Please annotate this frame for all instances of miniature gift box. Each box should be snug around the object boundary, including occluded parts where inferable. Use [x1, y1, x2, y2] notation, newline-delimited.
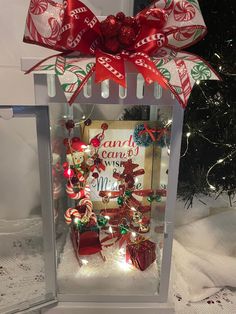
[126, 239, 156, 271]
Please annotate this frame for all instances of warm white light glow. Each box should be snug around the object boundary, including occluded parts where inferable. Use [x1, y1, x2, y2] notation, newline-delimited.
[117, 260, 131, 271]
[81, 259, 88, 265]
[104, 215, 110, 220]
[210, 185, 216, 191]
[167, 119, 172, 125]
[108, 192, 112, 197]
[186, 132, 191, 137]
[217, 159, 224, 163]
[196, 80, 200, 85]
[119, 248, 125, 255]
[131, 232, 137, 237]
[82, 115, 86, 120]
[74, 218, 79, 224]
[167, 148, 171, 155]
[131, 207, 136, 211]
[109, 226, 113, 233]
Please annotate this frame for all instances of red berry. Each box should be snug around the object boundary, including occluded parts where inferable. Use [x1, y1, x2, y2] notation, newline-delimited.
[119, 26, 136, 46]
[90, 137, 101, 148]
[100, 15, 120, 38]
[65, 119, 75, 130]
[101, 123, 108, 130]
[124, 16, 135, 26]
[92, 173, 99, 179]
[104, 37, 120, 54]
[84, 118, 92, 126]
[116, 12, 125, 21]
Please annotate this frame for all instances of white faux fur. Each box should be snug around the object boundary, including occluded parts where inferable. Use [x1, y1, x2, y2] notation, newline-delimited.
[173, 208, 236, 301]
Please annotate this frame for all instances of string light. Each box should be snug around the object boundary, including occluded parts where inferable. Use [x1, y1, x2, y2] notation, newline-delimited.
[74, 217, 80, 224]
[81, 259, 88, 265]
[206, 150, 236, 194]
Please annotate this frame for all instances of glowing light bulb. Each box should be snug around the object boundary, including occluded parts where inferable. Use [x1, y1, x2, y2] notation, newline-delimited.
[217, 159, 224, 163]
[196, 80, 200, 85]
[131, 207, 136, 211]
[117, 260, 131, 271]
[131, 232, 137, 237]
[109, 226, 113, 233]
[119, 248, 125, 255]
[167, 148, 171, 155]
[108, 192, 112, 197]
[74, 217, 80, 224]
[82, 115, 86, 120]
[186, 132, 191, 137]
[104, 215, 110, 220]
[81, 259, 88, 265]
[210, 185, 216, 191]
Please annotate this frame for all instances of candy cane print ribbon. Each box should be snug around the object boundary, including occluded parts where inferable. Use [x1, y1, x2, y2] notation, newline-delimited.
[95, 50, 126, 87]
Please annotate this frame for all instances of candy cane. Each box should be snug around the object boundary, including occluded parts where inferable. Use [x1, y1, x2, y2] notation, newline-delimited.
[64, 208, 80, 225]
[78, 197, 97, 224]
[135, 33, 166, 50]
[66, 183, 90, 200]
[97, 57, 124, 80]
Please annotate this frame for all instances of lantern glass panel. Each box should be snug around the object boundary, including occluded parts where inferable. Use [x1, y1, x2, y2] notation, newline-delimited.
[49, 102, 173, 298]
[0, 108, 56, 313]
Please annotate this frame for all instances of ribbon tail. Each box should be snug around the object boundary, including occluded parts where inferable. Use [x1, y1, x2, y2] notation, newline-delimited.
[152, 49, 221, 108]
[127, 52, 167, 89]
[24, 53, 63, 74]
[95, 50, 126, 87]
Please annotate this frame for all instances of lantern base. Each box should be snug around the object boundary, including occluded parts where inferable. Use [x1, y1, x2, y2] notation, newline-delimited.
[42, 302, 175, 314]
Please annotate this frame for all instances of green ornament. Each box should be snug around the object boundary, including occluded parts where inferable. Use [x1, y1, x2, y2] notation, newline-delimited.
[97, 216, 108, 227]
[155, 195, 162, 202]
[117, 196, 124, 205]
[147, 196, 154, 203]
[125, 190, 132, 197]
[119, 225, 128, 235]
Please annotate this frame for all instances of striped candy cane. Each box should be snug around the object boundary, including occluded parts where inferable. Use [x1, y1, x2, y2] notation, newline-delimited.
[64, 208, 80, 225]
[66, 183, 90, 200]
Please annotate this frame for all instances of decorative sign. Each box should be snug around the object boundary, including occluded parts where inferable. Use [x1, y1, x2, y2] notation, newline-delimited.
[83, 121, 154, 209]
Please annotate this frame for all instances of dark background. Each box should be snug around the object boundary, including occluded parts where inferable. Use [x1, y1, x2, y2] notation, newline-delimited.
[133, 0, 236, 207]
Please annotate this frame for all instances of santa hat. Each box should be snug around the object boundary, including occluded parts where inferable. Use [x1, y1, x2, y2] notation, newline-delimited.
[64, 137, 87, 154]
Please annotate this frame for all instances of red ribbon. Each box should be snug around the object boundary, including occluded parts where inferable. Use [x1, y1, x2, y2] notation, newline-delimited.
[139, 124, 170, 142]
[24, 0, 168, 91]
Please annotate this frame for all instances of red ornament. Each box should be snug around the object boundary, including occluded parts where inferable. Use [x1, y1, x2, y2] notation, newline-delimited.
[119, 26, 136, 46]
[101, 123, 108, 130]
[104, 37, 120, 54]
[63, 162, 69, 169]
[100, 15, 120, 38]
[116, 12, 125, 22]
[90, 137, 101, 148]
[64, 168, 74, 179]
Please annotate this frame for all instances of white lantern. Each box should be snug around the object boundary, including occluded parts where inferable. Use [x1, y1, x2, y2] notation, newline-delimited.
[17, 59, 183, 314]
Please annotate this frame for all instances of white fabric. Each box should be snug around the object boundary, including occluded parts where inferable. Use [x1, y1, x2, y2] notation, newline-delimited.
[173, 208, 236, 302]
